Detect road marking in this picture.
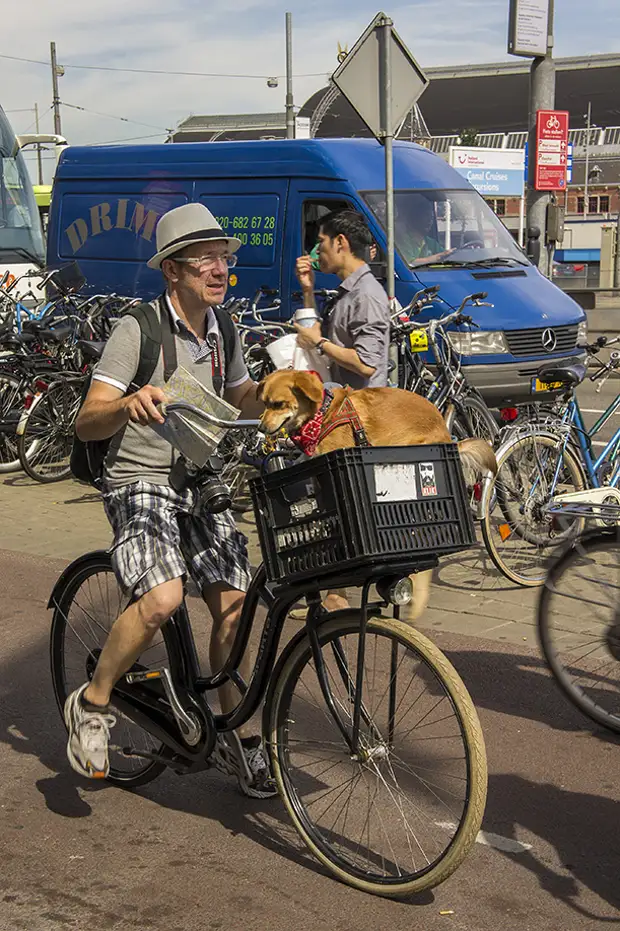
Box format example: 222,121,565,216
435,822,533,853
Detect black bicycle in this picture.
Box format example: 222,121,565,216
537,501,620,733
49,404,487,897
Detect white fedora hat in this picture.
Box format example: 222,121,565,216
147,203,242,270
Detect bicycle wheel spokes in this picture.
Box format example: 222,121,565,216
539,533,620,730
54,563,169,777
483,434,585,586
20,383,80,481
271,618,486,892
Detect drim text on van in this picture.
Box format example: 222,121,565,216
64,200,160,253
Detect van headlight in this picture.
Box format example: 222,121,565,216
447,330,509,354
577,320,588,346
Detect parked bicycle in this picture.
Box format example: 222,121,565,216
479,336,620,586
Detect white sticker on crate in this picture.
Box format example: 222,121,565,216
419,462,438,496
373,464,418,502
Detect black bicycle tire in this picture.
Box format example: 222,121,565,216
18,382,78,483
447,392,499,444
49,553,169,787
265,614,487,897
0,370,26,473
537,529,620,733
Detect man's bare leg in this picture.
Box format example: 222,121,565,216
85,578,184,708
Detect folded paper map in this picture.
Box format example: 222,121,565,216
152,365,240,467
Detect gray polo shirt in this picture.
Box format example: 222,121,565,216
92,295,249,488
325,264,390,389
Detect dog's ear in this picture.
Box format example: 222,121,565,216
291,371,323,407
256,379,265,403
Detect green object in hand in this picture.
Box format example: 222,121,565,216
309,242,321,270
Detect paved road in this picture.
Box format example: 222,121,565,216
0,466,618,931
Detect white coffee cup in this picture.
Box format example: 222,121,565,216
294,307,320,328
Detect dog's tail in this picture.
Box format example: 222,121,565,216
457,438,498,480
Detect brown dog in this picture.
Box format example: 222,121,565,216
258,371,497,621
258,370,497,474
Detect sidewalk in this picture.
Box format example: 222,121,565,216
0,473,542,648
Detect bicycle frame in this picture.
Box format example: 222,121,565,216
571,394,620,488
106,558,421,771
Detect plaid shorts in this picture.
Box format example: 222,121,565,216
102,480,252,599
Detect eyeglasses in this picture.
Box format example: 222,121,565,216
174,254,238,272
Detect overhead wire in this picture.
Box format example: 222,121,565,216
0,51,327,79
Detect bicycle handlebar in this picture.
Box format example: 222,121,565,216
163,401,261,431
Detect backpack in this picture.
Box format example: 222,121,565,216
70,296,237,488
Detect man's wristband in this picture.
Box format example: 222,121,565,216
316,338,329,355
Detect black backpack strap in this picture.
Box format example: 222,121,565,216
212,305,237,377
125,296,177,391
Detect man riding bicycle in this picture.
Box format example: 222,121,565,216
64,203,276,797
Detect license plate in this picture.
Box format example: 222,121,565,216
409,329,428,352
531,377,563,393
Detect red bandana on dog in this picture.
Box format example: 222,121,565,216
290,384,333,456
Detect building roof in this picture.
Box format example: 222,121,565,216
299,53,620,138
171,112,287,143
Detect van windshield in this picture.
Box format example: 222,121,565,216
364,189,527,269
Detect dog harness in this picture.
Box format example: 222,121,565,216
290,386,370,456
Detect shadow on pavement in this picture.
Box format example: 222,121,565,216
444,642,620,738
487,772,620,919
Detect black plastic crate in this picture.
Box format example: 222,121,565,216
250,444,476,589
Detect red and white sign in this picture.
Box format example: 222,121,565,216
535,110,569,190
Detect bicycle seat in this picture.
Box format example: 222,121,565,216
77,339,106,360
536,361,586,389
40,324,74,343
1,332,36,346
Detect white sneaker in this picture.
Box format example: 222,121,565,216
212,733,278,799
64,684,116,779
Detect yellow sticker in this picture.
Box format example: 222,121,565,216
229,273,238,287
534,377,562,392
409,329,428,352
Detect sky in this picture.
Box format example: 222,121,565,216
2,0,619,183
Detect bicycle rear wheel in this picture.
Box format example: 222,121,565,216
265,614,487,897
50,552,170,786
18,379,81,482
538,529,620,733
481,433,586,586
0,371,26,472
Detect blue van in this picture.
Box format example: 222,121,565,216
47,137,586,405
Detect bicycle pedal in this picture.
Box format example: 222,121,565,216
125,668,164,684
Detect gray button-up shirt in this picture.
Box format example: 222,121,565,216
325,264,390,389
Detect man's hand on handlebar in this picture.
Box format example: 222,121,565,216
125,385,167,426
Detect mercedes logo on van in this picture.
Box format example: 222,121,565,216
542,328,557,352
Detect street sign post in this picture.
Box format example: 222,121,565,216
508,0,551,57
331,12,428,300
535,109,569,190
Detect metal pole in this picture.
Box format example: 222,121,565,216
285,13,295,139
34,102,43,185
379,15,395,302
583,100,591,219
614,193,620,289
50,41,62,136
526,0,555,277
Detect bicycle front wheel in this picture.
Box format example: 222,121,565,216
481,432,586,586
18,380,82,483
265,614,487,897
538,529,620,733
446,392,498,446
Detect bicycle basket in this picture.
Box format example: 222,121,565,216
250,444,476,589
